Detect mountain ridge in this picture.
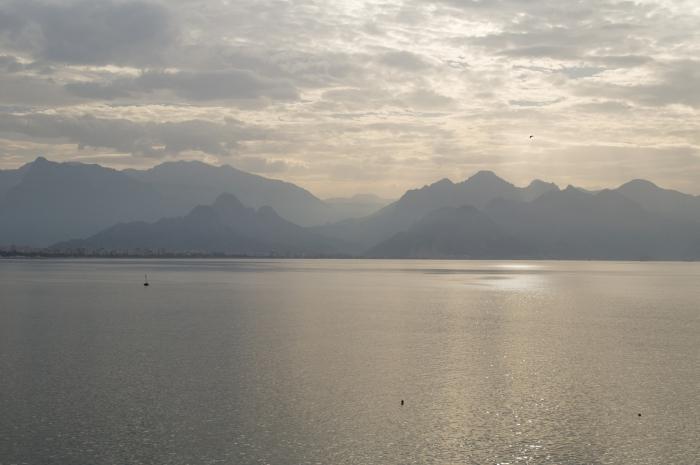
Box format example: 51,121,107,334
0,157,384,246
4,158,700,260
55,192,345,255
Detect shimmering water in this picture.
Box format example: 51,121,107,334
0,259,698,464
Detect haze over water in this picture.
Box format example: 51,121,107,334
1,259,698,464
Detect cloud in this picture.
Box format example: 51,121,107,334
401,89,455,110
578,60,700,108
499,45,581,60
0,113,267,157
0,0,699,196
236,156,289,173
64,81,133,100
137,70,299,101
0,55,22,72
0,74,75,106
64,69,300,103
0,0,174,65
378,51,430,71
509,98,564,107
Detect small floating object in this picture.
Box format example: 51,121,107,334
638,413,642,417
400,400,404,406
143,274,149,287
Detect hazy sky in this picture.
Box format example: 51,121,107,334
0,0,699,197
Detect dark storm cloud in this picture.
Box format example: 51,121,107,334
0,113,266,157
0,0,174,65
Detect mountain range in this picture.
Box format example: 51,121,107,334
311,171,560,251
369,187,700,260
56,193,344,256
0,157,389,246
2,157,700,260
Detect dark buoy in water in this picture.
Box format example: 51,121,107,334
143,274,149,287
638,413,642,417
400,400,404,406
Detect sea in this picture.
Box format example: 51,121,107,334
0,259,698,464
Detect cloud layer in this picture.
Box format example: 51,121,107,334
0,0,699,196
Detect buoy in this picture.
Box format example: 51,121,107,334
400,400,404,406
144,274,149,287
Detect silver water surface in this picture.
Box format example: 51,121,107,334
1,259,698,464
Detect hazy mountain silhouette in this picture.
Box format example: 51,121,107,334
522,179,559,201
313,171,559,250
324,194,393,220
370,186,700,260
4,160,700,259
0,164,28,198
55,193,344,255
0,157,373,246
124,160,337,226
491,186,700,260
0,157,179,246
368,206,527,258
615,179,700,223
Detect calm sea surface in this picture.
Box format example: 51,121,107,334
0,259,698,465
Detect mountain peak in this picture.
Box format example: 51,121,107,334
522,179,559,201
213,192,246,210
463,170,513,188
432,178,454,187
534,184,590,204
27,156,55,170
528,179,556,188
468,170,500,181
620,179,659,190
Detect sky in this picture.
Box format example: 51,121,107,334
0,0,699,198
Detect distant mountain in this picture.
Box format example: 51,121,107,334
313,171,559,250
0,157,362,246
0,164,27,198
522,179,559,201
324,194,393,220
0,157,179,246
124,160,336,226
370,186,700,260
55,193,343,255
5,159,700,259
615,179,700,223
368,206,527,258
